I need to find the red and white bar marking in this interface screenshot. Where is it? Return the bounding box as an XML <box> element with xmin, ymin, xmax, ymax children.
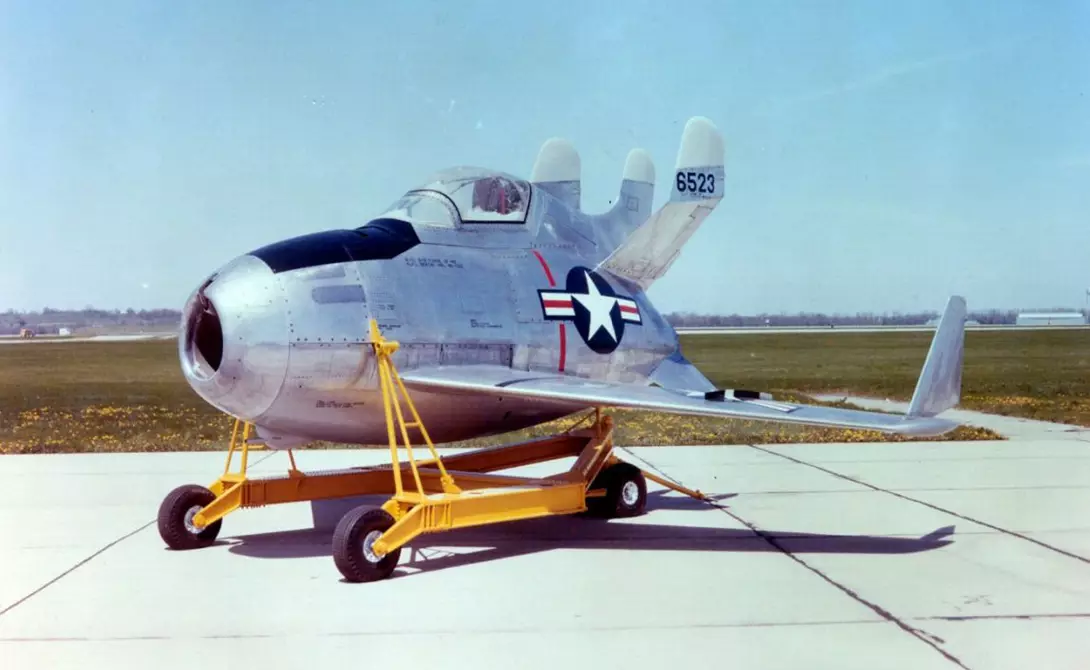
<box><xmin>539</xmin><ymin>291</ymin><xmax>575</xmax><ymax>318</ymax></box>
<box><xmin>539</xmin><ymin>291</ymin><xmax>641</xmax><ymax>324</ymax></box>
<box><xmin>617</xmin><ymin>297</ymin><xmax>641</xmax><ymax>324</ymax></box>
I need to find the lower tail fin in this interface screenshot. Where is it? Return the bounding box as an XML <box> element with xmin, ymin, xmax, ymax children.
<box><xmin>597</xmin><ymin>117</ymin><xmax>725</xmax><ymax>290</ymax></box>
<box><xmin>906</xmin><ymin>295</ymin><xmax>967</xmax><ymax>418</ymax></box>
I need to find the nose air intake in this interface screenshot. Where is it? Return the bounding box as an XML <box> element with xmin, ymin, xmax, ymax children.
<box><xmin>190</xmin><ymin>287</ymin><xmax>224</xmax><ymax>374</ymax></box>
<box><xmin>178</xmin><ymin>255</ymin><xmax>290</xmax><ymax>422</ymax></box>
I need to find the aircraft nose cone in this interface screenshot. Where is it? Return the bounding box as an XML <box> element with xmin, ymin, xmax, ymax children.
<box><xmin>179</xmin><ymin>254</ymin><xmax>289</xmax><ymax>421</ymax></box>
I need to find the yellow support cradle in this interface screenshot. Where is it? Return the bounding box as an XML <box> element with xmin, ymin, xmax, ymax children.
<box><xmin>160</xmin><ymin>318</ymin><xmax>708</xmax><ymax>582</ymax></box>
<box><xmin>331</xmin><ymin>321</ymin><xmax>617</xmax><ymax>582</ymax></box>
<box><xmin>368</xmin><ymin>319</ymin><xmax>461</xmax><ymax>502</ymax></box>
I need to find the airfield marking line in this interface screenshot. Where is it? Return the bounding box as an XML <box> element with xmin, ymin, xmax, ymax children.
<box><xmin>0</xmin><ymin>520</ymin><xmax>156</xmax><ymax>618</ymax></box>
<box><xmin>630</xmin><ymin>451</ymin><xmax>973</xmax><ymax>669</ymax></box>
<box><xmin>0</xmin><ymin>451</ymin><xmax>280</xmax><ymax>618</ymax></box>
<box><xmin>751</xmin><ymin>445</ymin><xmax>1090</xmax><ymax>566</ymax></box>
<box><xmin>739</xmin><ymin>484</ymin><xmax>1090</xmax><ymax>495</ymax></box>
<box><xmin>910</xmin><ymin>612</ymin><xmax>1090</xmax><ymax>623</ymax></box>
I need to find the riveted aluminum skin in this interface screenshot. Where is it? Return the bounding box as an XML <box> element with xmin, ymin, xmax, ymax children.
<box><xmin>179</xmin><ymin>168</ymin><xmax>677</xmax><ymax>446</ymax></box>
<box><xmin>179</xmin><ymin>254</ymin><xmax>289</xmax><ymax>421</ymax></box>
<box><xmin>177</xmin><ymin>120</ymin><xmax>966</xmax><ymax>446</ymax></box>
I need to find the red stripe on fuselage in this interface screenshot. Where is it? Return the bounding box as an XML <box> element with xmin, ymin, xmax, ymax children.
<box><xmin>532</xmin><ymin>249</ymin><xmax>556</xmax><ymax>287</ymax></box>
<box><xmin>531</xmin><ymin>249</ymin><xmax>565</xmax><ymax>372</ymax></box>
<box><xmin>558</xmin><ymin>323</ymin><xmax>567</xmax><ymax>371</ymax></box>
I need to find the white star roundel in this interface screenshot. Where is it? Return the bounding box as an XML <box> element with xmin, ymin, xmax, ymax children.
<box><xmin>538</xmin><ymin>266</ymin><xmax>642</xmax><ymax>354</ymax></box>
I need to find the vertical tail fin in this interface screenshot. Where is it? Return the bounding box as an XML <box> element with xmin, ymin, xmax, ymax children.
<box><xmin>598</xmin><ymin>117</ymin><xmax>725</xmax><ymax>289</ymax></box>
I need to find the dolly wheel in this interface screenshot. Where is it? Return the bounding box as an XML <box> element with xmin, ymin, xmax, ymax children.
<box><xmin>586</xmin><ymin>462</ymin><xmax>647</xmax><ymax>518</ymax></box>
<box><xmin>332</xmin><ymin>507</ymin><xmax>401</xmax><ymax>583</ymax></box>
<box><xmin>158</xmin><ymin>484</ymin><xmax>222</xmax><ymax>550</ymax></box>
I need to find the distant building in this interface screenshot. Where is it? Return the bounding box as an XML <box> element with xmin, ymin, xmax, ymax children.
<box><xmin>925</xmin><ymin>317</ymin><xmax>980</xmax><ymax>326</ymax></box>
<box><xmin>1015</xmin><ymin>312</ymin><xmax>1087</xmax><ymax>326</ymax></box>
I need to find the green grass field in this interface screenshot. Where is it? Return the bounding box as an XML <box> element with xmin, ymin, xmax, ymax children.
<box><xmin>680</xmin><ymin>329</ymin><xmax>1090</xmax><ymax>425</ymax></box>
<box><xmin>2</xmin><ymin>328</ymin><xmax>1086</xmax><ymax>454</ymax></box>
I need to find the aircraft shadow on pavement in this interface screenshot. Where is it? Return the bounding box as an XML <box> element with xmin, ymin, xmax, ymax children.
<box><xmin>223</xmin><ymin>490</ymin><xmax>956</xmax><ymax>579</ymax></box>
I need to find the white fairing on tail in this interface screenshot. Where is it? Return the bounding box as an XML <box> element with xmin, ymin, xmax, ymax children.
<box><xmin>531</xmin><ymin>137</ymin><xmax>581</xmax><ymax>210</ymax></box>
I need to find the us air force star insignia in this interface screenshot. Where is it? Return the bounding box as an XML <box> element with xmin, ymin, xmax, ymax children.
<box><xmin>538</xmin><ymin>266</ymin><xmax>642</xmax><ymax>354</ymax></box>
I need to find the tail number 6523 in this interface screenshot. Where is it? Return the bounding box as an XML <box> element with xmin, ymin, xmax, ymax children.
<box><xmin>676</xmin><ymin>170</ymin><xmax>715</xmax><ymax>194</ymax></box>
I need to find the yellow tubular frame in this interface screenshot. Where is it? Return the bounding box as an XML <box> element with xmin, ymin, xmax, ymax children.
<box><xmin>364</xmin><ymin>321</ymin><xmax>617</xmax><ymax>557</ymax></box>
<box><xmin>187</xmin><ymin>319</ymin><xmax>708</xmax><ymax>549</ymax></box>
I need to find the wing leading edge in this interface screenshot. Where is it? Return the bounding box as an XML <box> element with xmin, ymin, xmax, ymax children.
<box><xmin>401</xmin><ymin>364</ymin><xmax>957</xmax><ymax>436</ymax></box>
<box><xmin>400</xmin><ymin>295</ymin><xmax>967</xmax><ymax>438</ymax></box>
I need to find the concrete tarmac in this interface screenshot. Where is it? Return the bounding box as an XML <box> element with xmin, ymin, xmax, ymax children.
<box><xmin>1</xmin><ymin>436</ymin><xmax>1088</xmax><ymax>669</ymax></box>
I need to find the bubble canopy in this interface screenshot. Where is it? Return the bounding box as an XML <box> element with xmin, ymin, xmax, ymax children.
<box><xmin>367</xmin><ymin>167</ymin><xmax>532</xmax><ymax>228</ymax></box>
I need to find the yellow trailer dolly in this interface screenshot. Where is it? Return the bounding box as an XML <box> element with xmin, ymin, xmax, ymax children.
<box><xmin>156</xmin><ymin>322</ymin><xmax>708</xmax><ymax>583</ymax></box>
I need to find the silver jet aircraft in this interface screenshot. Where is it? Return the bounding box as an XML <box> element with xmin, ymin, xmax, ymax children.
<box><xmin>179</xmin><ymin>116</ymin><xmax>966</xmax><ymax>450</ymax></box>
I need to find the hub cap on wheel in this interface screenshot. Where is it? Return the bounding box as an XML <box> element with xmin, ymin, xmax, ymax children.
<box><xmin>621</xmin><ymin>480</ymin><xmax>640</xmax><ymax>507</ymax></box>
<box><xmin>183</xmin><ymin>506</ymin><xmax>203</xmax><ymax>534</ymax></box>
<box><xmin>362</xmin><ymin>529</ymin><xmax>383</xmax><ymax>563</ymax></box>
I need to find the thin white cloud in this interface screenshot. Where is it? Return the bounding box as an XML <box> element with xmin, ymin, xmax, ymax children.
<box><xmin>1058</xmin><ymin>155</ymin><xmax>1090</xmax><ymax>169</ymax></box>
<box><xmin>759</xmin><ymin>35</ymin><xmax>1034</xmax><ymax>113</ymax></box>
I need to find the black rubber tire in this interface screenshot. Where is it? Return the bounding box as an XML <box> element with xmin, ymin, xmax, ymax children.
<box><xmin>158</xmin><ymin>484</ymin><xmax>222</xmax><ymax>550</ymax></box>
<box><xmin>585</xmin><ymin>462</ymin><xmax>647</xmax><ymax>518</ymax></box>
<box><xmin>583</xmin><ymin>466</ymin><xmax>616</xmax><ymax>517</ymax></box>
<box><xmin>332</xmin><ymin>507</ymin><xmax>401</xmax><ymax>583</ymax></box>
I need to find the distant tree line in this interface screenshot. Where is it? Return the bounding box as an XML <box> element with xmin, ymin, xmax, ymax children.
<box><xmin>1</xmin><ymin>304</ymin><xmax>1084</xmax><ymax>336</ymax></box>
<box><xmin>0</xmin><ymin>307</ymin><xmax>183</xmax><ymax>335</ymax></box>
<box><xmin>663</xmin><ymin>307</ymin><xmax>1081</xmax><ymax>328</ymax></box>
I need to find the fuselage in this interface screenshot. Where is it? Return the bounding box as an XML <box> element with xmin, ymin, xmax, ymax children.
<box><xmin>179</xmin><ymin>168</ymin><xmax>679</xmax><ymax>445</ymax></box>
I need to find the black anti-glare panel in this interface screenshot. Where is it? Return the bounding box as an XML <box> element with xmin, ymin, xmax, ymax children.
<box><xmin>251</xmin><ymin>218</ymin><xmax>420</xmax><ymax>274</ymax></box>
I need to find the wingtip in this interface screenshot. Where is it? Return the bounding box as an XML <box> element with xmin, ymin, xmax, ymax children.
<box><xmin>906</xmin><ymin>294</ymin><xmax>967</xmax><ymax>419</ymax></box>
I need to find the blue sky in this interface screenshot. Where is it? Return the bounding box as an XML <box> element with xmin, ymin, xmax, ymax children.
<box><xmin>1</xmin><ymin>0</ymin><xmax>1088</xmax><ymax>315</ymax></box>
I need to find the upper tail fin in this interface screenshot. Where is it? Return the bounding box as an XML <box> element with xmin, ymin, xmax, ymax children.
<box><xmin>597</xmin><ymin>117</ymin><xmax>725</xmax><ymax>290</ymax></box>
<box><xmin>592</xmin><ymin>148</ymin><xmax>657</xmax><ymax>252</ymax></box>
<box><xmin>530</xmin><ymin>137</ymin><xmax>582</xmax><ymax>210</ymax></box>
<box><xmin>531</xmin><ymin>136</ymin><xmax>657</xmax><ymax>252</ymax></box>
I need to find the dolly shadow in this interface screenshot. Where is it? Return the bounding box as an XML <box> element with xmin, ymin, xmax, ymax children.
<box><xmin>222</xmin><ymin>490</ymin><xmax>956</xmax><ymax>579</ymax></box>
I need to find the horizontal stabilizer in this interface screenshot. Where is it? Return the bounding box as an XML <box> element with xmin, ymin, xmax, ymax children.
<box><xmin>598</xmin><ymin>116</ymin><xmax>726</xmax><ymax>289</ymax></box>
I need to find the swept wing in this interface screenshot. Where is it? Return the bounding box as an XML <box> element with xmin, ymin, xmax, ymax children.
<box><xmin>401</xmin><ymin>296</ymin><xmax>968</xmax><ymax>438</ymax></box>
